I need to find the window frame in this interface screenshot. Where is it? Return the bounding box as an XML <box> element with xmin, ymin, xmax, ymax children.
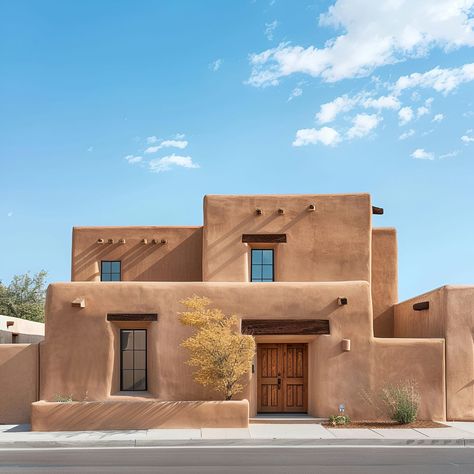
<box><xmin>120</xmin><ymin>329</ymin><xmax>147</xmax><ymax>392</ymax></box>
<box><xmin>250</xmin><ymin>248</ymin><xmax>275</xmax><ymax>282</ymax></box>
<box><xmin>101</xmin><ymin>260</ymin><xmax>122</xmax><ymax>282</ymax></box>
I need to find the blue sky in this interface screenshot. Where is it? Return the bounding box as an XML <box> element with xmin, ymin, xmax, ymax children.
<box><xmin>1</xmin><ymin>0</ymin><xmax>473</xmax><ymax>300</ymax></box>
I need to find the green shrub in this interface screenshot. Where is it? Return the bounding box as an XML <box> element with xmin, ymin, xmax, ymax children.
<box><xmin>329</xmin><ymin>414</ymin><xmax>351</xmax><ymax>426</ymax></box>
<box><xmin>53</xmin><ymin>394</ymin><xmax>73</xmax><ymax>403</ymax></box>
<box><xmin>381</xmin><ymin>381</ymin><xmax>420</xmax><ymax>424</ymax></box>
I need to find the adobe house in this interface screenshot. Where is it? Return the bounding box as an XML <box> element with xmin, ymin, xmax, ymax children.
<box><xmin>0</xmin><ymin>193</ymin><xmax>473</xmax><ymax>430</ymax></box>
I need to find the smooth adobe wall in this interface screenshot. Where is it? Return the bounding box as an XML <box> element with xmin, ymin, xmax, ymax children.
<box><xmin>31</xmin><ymin>400</ymin><xmax>249</xmax><ymax>431</ymax></box>
<box><xmin>0</xmin><ymin>344</ymin><xmax>39</xmax><ymax>423</ymax></box>
<box><xmin>41</xmin><ymin>281</ymin><xmax>445</xmax><ymax>421</ymax></box>
<box><xmin>72</xmin><ymin>226</ymin><xmax>202</xmax><ymax>282</ymax></box>
<box><xmin>371</xmin><ymin>228</ymin><xmax>398</xmax><ymax>337</ymax></box>
<box><xmin>202</xmin><ymin>194</ymin><xmax>372</xmax><ymax>283</ymax></box>
<box><xmin>395</xmin><ymin>286</ymin><xmax>474</xmax><ymax>420</ymax></box>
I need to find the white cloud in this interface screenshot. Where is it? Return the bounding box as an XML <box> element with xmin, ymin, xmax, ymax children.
<box><xmin>394</xmin><ymin>63</ymin><xmax>474</xmax><ymax>95</ymax></box>
<box><xmin>124</xmin><ymin>154</ymin><xmax>143</xmax><ymax>164</ymax></box>
<box><xmin>417</xmin><ymin>106</ymin><xmax>430</xmax><ymax>117</ymax></box>
<box><xmin>347</xmin><ymin>113</ymin><xmax>381</xmax><ymax>139</ymax></box>
<box><xmin>316</xmin><ymin>95</ymin><xmax>358</xmax><ymax>123</ymax></box>
<box><xmin>399</xmin><ymin>129</ymin><xmax>415</xmax><ymax>140</ymax></box>
<box><xmin>432</xmin><ymin>113</ymin><xmax>444</xmax><ymax>122</ymax></box>
<box><xmin>292</xmin><ymin>127</ymin><xmax>341</xmax><ymax>147</ymax></box>
<box><xmin>399</xmin><ymin>106</ymin><xmax>414</xmax><ymax>125</ymax></box>
<box><xmin>209</xmin><ymin>59</ymin><xmax>222</xmax><ymax>72</ymax></box>
<box><xmin>147</xmin><ymin>136</ymin><xmax>159</xmax><ymax>144</ymax></box>
<box><xmin>174</xmin><ymin>133</ymin><xmax>186</xmax><ymax>139</ymax></box>
<box><xmin>439</xmin><ymin>150</ymin><xmax>459</xmax><ymax>159</ymax></box>
<box><xmin>265</xmin><ymin>20</ymin><xmax>278</xmax><ymax>41</ymax></box>
<box><xmin>315</xmin><ymin>93</ymin><xmax>400</xmax><ymax>124</ymax></box>
<box><xmin>248</xmin><ymin>0</ymin><xmax>474</xmax><ymax>86</ymax></box>
<box><xmin>411</xmin><ymin>148</ymin><xmax>435</xmax><ymax>160</ymax></box>
<box><xmin>149</xmin><ymin>154</ymin><xmax>199</xmax><ymax>173</ymax></box>
<box><xmin>461</xmin><ymin>134</ymin><xmax>474</xmax><ymax>143</ymax></box>
<box><xmin>288</xmin><ymin>87</ymin><xmax>303</xmax><ymax>101</ymax></box>
<box><xmin>362</xmin><ymin>95</ymin><xmax>400</xmax><ymax>111</ymax></box>
<box><xmin>145</xmin><ymin>139</ymin><xmax>188</xmax><ymax>154</ymax></box>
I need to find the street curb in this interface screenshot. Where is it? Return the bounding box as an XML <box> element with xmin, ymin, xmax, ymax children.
<box><xmin>0</xmin><ymin>438</ymin><xmax>473</xmax><ymax>449</ymax></box>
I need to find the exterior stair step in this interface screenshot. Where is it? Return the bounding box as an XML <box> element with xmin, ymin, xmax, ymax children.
<box><xmin>250</xmin><ymin>415</ymin><xmax>328</xmax><ymax>424</ymax></box>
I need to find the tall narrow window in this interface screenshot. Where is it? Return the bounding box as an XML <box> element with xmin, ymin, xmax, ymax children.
<box><xmin>101</xmin><ymin>261</ymin><xmax>121</xmax><ymax>281</ymax></box>
<box><xmin>120</xmin><ymin>329</ymin><xmax>147</xmax><ymax>391</ymax></box>
<box><xmin>251</xmin><ymin>249</ymin><xmax>274</xmax><ymax>282</ymax></box>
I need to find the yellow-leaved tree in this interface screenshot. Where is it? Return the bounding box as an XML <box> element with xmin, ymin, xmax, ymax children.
<box><xmin>179</xmin><ymin>295</ymin><xmax>256</xmax><ymax>400</ymax></box>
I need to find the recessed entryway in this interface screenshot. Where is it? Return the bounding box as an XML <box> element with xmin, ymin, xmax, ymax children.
<box><xmin>257</xmin><ymin>343</ymin><xmax>308</xmax><ymax>413</ymax></box>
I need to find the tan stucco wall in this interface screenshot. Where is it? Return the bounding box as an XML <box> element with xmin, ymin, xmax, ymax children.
<box><xmin>371</xmin><ymin>228</ymin><xmax>398</xmax><ymax>337</ymax></box>
<box><xmin>395</xmin><ymin>286</ymin><xmax>474</xmax><ymax>420</ymax></box>
<box><xmin>41</xmin><ymin>281</ymin><xmax>445</xmax><ymax>421</ymax></box>
<box><xmin>72</xmin><ymin>226</ymin><xmax>202</xmax><ymax>282</ymax></box>
<box><xmin>202</xmin><ymin>194</ymin><xmax>372</xmax><ymax>283</ymax></box>
<box><xmin>31</xmin><ymin>400</ymin><xmax>249</xmax><ymax>431</ymax></box>
<box><xmin>0</xmin><ymin>344</ymin><xmax>39</xmax><ymax>423</ymax></box>
<box><xmin>0</xmin><ymin>315</ymin><xmax>44</xmax><ymax>344</ymax></box>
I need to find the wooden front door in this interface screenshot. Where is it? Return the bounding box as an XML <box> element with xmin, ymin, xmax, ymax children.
<box><xmin>257</xmin><ymin>343</ymin><xmax>308</xmax><ymax>413</ymax></box>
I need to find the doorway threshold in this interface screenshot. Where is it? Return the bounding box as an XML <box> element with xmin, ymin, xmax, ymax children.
<box><xmin>250</xmin><ymin>414</ymin><xmax>328</xmax><ymax>424</ymax></box>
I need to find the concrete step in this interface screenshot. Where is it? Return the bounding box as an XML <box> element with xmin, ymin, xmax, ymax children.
<box><xmin>250</xmin><ymin>415</ymin><xmax>328</xmax><ymax>424</ymax></box>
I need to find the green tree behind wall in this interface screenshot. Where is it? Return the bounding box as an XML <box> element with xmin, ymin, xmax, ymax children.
<box><xmin>0</xmin><ymin>271</ymin><xmax>48</xmax><ymax>322</ymax></box>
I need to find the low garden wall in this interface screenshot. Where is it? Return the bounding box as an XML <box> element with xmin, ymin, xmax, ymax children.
<box><xmin>31</xmin><ymin>399</ymin><xmax>249</xmax><ymax>431</ymax></box>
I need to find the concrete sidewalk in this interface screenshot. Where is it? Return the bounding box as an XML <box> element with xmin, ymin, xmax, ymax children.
<box><xmin>1</xmin><ymin>422</ymin><xmax>474</xmax><ymax>448</ymax></box>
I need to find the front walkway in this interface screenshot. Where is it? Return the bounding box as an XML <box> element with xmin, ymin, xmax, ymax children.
<box><xmin>2</xmin><ymin>422</ymin><xmax>474</xmax><ymax>448</ymax></box>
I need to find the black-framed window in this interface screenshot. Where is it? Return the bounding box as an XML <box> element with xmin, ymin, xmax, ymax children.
<box><xmin>101</xmin><ymin>261</ymin><xmax>121</xmax><ymax>281</ymax></box>
<box><xmin>251</xmin><ymin>249</ymin><xmax>274</xmax><ymax>282</ymax></box>
<box><xmin>120</xmin><ymin>329</ymin><xmax>147</xmax><ymax>391</ymax></box>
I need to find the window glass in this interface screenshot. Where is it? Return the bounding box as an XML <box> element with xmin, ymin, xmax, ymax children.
<box><xmin>262</xmin><ymin>250</ymin><xmax>273</xmax><ymax>264</ymax></box>
<box><xmin>251</xmin><ymin>249</ymin><xmax>274</xmax><ymax>282</ymax></box>
<box><xmin>120</xmin><ymin>329</ymin><xmax>147</xmax><ymax>391</ymax></box>
<box><xmin>101</xmin><ymin>261</ymin><xmax>121</xmax><ymax>281</ymax></box>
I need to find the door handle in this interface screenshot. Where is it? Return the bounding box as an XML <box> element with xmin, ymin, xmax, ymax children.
<box><xmin>277</xmin><ymin>374</ymin><xmax>281</xmax><ymax>390</ymax></box>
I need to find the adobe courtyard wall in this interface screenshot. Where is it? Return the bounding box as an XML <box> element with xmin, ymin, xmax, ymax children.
<box><xmin>202</xmin><ymin>194</ymin><xmax>372</xmax><ymax>283</ymax></box>
<box><xmin>0</xmin><ymin>315</ymin><xmax>44</xmax><ymax>344</ymax></box>
<box><xmin>71</xmin><ymin>226</ymin><xmax>203</xmax><ymax>282</ymax></box>
<box><xmin>40</xmin><ymin>281</ymin><xmax>445</xmax><ymax>422</ymax></box>
<box><xmin>395</xmin><ymin>286</ymin><xmax>474</xmax><ymax>420</ymax></box>
<box><xmin>0</xmin><ymin>344</ymin><xmax>39</xmax><ymax>424</ymax></box>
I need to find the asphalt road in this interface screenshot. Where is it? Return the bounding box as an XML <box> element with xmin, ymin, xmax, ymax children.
<box><xmin>0</xmin><ymin>446</ymin><xmax>474</xmax><ymax>474</ymax></box>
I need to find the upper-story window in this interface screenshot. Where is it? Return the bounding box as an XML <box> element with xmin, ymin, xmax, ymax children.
<box><xmin>251</xmin><ymin>249</ymin><xmax>274</xmax><ymax>282</ymax></box>
<box><xmin>101</xmin><ymin>261</ymin><xmax>121</xmax><ymax>281</ymax></box>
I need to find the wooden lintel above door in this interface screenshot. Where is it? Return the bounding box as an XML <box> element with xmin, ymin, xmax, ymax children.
<box><xmin>242</xmin><ymin>319</ymin><xmax>329</xmax><ymax>336</ymax></box>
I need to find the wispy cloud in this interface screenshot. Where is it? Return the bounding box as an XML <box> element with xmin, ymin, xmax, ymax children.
<box><xmin>209</xmin><ymin>59</ymin><xmax>222</xmax><ymax>72</ymax></box>
<box><xmin>394</xmin><ymin>63</ymin><xmax>474</xmax><ymax>95</ymax></box>
<box><xmin>411</xmin><ymin>148</ymin><xmax>434</xmax><ymax>160</ymax></box>
<box><xmin>432</xmin><ymin>113</ymin><xmax>444</xmax><ymax>123</ymax></box>
<box><xmin>288</xmin><ymin>87</ymin><xmax>303</xmax><ymax>101</ymax></box>
<box><xmin>292</xmin><ymin>127</ymin><xmax>341</xmax><ymax>147</ymax></box>
<box><xmin>149</xmin><ymin>154</ymin><xmax>199</xmax><ymax>173</ymax></box>
<box><xmin>399</xmin><ymin>129</ymin><xmax>415</xmax><ymax>140</ymax></box>
<box><xmin>247</xmin><ymin>1</ymin><xmax>474</xmax><ymax>87</ymax></box>
<box><xmin>145</xmin><ymin>139</ymin><xmax>188</xmax><ymax>154</ymax></box>
<box><xmin>124</xmin><ymin>154</ymin><xmax>143</xmax><ymax>164</ymax></box>
<box><xmin>439</xmin><ymin>150</ymin><xmax>460</xmax><ymax>159</ymax></box>
<box><xmin>7</xmin><ymin>212</ymin><xmax>13</xmax><ymax>217</ymax></box>
<box><xmin>147</xmin><ymin>136</ymin><xmax>159</xmax><ymax>144</ymax></box>
<box><xmin>264</xmin><ymin>20</ymin><xmax>278</xmax><ymax>41</ymax></box>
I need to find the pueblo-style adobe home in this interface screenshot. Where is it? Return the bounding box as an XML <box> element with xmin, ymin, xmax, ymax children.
<box><xmin>1</xmin><ymin>193</ymin><xmax>473</xmax><ymax>430</ymax></box>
